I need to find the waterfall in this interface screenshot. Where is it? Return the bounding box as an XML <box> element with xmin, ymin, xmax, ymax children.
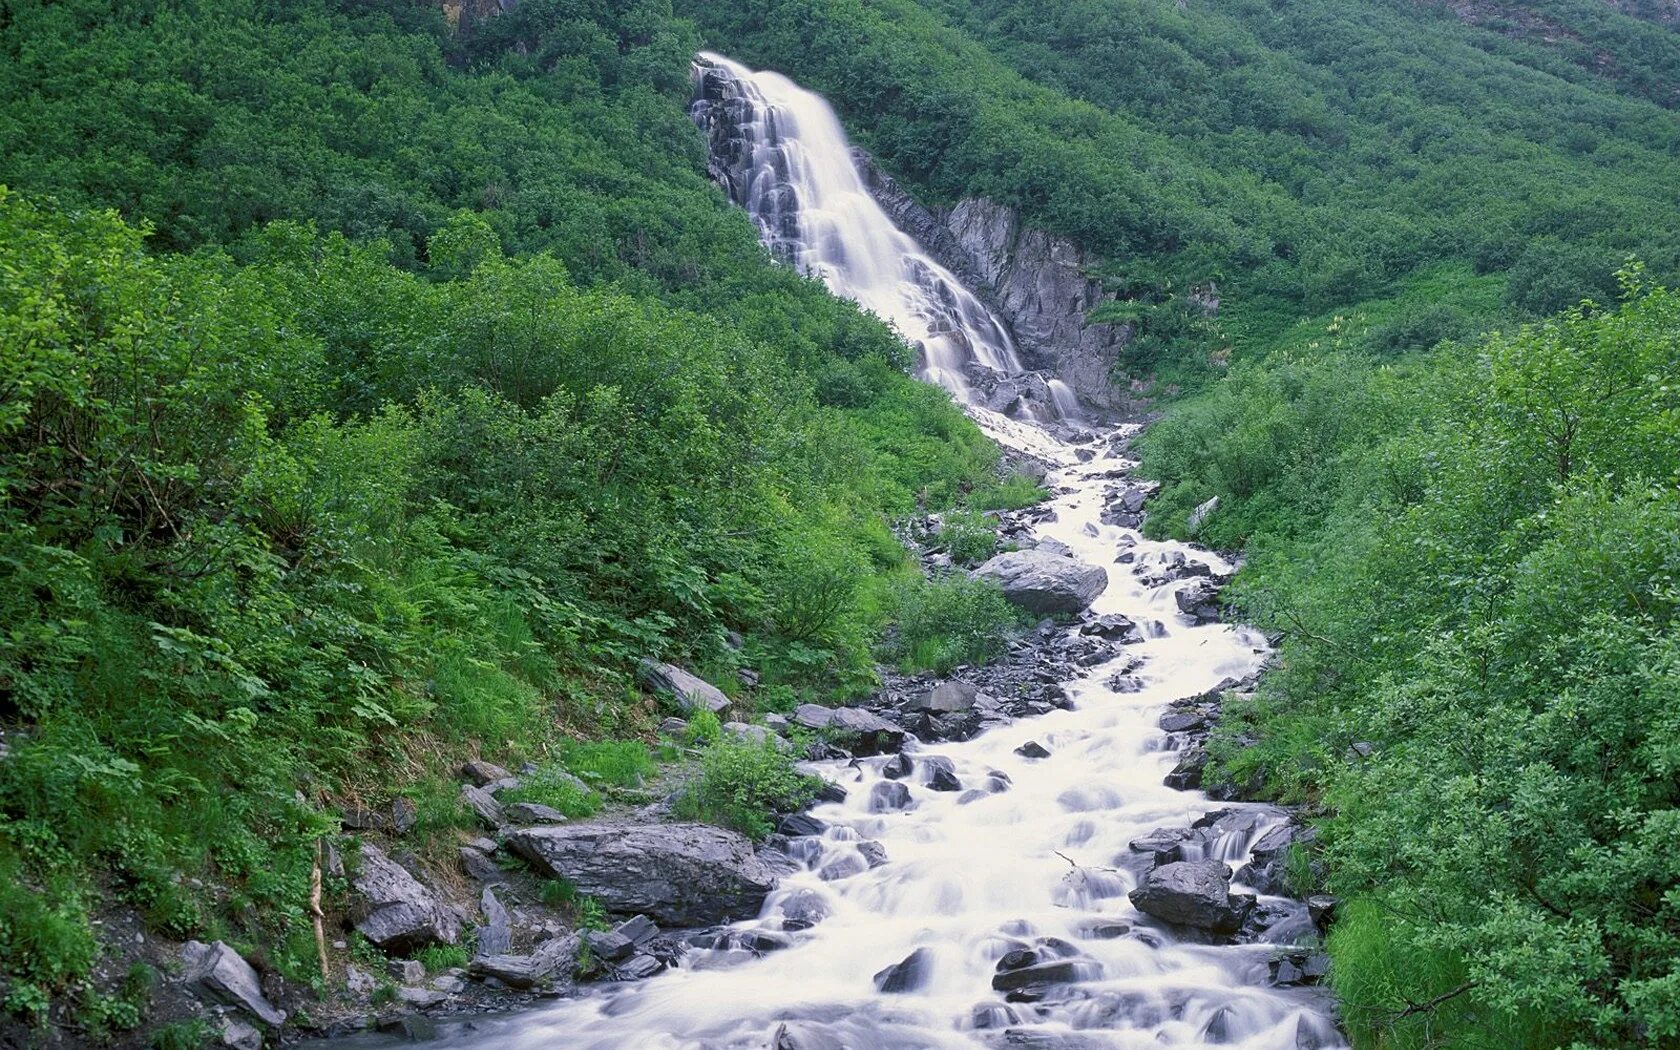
<box><xmin>314</xmin><ymin>54</ymin><xmax>1348</xmax><ymax>1050</ymax></box>
<box><xmin>692</xmin><ymin>52</ymin><xmax>1075</xmax><ymax>423</ymax></box>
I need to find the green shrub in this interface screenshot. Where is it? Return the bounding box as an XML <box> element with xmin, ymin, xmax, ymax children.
<box><xmin>499</xmin><ymin>767</ymin><xmax>599</xmax><ymax>820</ymax></box>
<box><xmin>939</xmin><ymin>509</ymin><xmax>998</xmax><ymax>565</ymax></box>
<box><xmin>685</xmin><ymin>708</ymin><xmax>723</xmax><ymax>746</ymax></box>
<box><xmin>674</xmin><ymin>738</ymin><xmax>820</xmax><ymax>839</ymax></box>
<box><xmin>414</xmin><ymin>943</ymin><xmax>471</xmax><ymax>973</ymax></box>
<box><xmin>557</xmin><ymin>741</ymin><xmax>653</xmax><ymax>790</ymax></box>
<box><xmin>879</xmin><ymin>575</ymin><xmax>1022</xmax><ymax>674</ymax></box>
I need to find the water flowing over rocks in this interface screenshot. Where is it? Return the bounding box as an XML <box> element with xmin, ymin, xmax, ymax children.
<box><xmin>296</xmin><ymin>51</ymin><xmax>1345</xmax><ymax>1050</ymax></box>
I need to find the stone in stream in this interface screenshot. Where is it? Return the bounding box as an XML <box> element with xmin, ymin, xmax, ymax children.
<box><xmin>351</xmin><ymin>843</ymin><xmax>460</xmax><ymax>952</ymax></box>
<box><xmin>1175</xmin><ymin>579</ymin><xmax>1222</xmax><ymax>623</ymax></box>
<box><xmin>921</xmin><ymin>756</ymin><xmax>963</xmax><ymax>792</ymax></box>
<box><xmin>1237</xmin><ymin>821</ymin><xmax>1318</xmax><ymax>896</ymax></box>
<box><xmin>507</xmin><ymin>822</ymin><xmax>778</xmax><ymax>927</ymax></box>
<box><xmin>990</xmin><ymin>957</ymin><xmax>1098</xmax><ymax>993</ymax></box>
<box><xmin>776</xmin><ymin>813</ymin><xmax>826</xmax><ymax>838</ymax></box>
<box><xmin>973</xmin><ymin>549</ymin><xmax>1108</xmax><ymax>615</ymax></box>
<box><xmin>1081</xmin><ymin>613</ymin><xmax>1142</xmax><ymax>642</ymax></box>
<box><xmin>778</xmin><ymin>889</ymin><xmax>831</xmax><ymax>931</ymax></box>
<box><xmin>858</xmin><ymin>840</ymin><xmax>890</xmax><ymax>868</ymax></box>
<box><xmin>815</xmin><ymin>780</ymin><xmax>848</xmax><ymax>804</ymax></box>
<box><xmin>818</xmin><ymin>853</ymin><xmax>867</xmax><ymax>882</ymax></box>
<box><xmin>1158</xmin><ymin>711</ymin><xmax>1209</xmax><ymax>734</ymax></box>
<box><xmin>1128</xmin><ymin>860</ymin><xmax>1255</xmax><ymax>934</ymax></box>
<box><xmin>881</xmin><ymin>752</ymin><xmax>914</xmax><ymax>780</ymax></box>
<box><xmin>873</xmin><ymin>946</ymin><xmax>935</xmax><ymax>993</ymax></box>
<box><xmin>1015</xmin><ymin>740</ymin><xmax>1052</xmax><ymax>759</ymax></box>
<box><xmin>1164</xmin><ymin>747</ymin><xmax>1208</xmax><ymax>790</ymax></box>
<box><xmin>772</xmin><ymin>1023</ymin><xmax>848</xmax><ymax>1050</ymax></box>
<box><xmin>180</xmin><ymin>941</ymin><xmax>286</xmax><ymax>1027</ymax></box>
<box><xmin>469</xmin><ymin>933</ymin><xmax>581</xmax><ymax>989</ymax></box>
<box><xmin>867</xmin><ymin>781</ymin><xmax>914</xmax><ymax>813</ymax></box>
<box><xmin>585</xmin><ymin>929</ymin><xmax>635</xmax><ymax>964</ymax></box>
<box><xmin>638</xmin><ymin>659</ymin><xmax>731</xmax><ymax>714</ymax></box>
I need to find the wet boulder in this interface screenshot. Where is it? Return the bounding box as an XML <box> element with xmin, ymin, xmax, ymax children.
<box><xmin>1163</xmin><ymin>748</ymin><xmax>1208</xmax><ymax>790</ymax></box>
<box><xmin>507</xmin><ymin>822</ymin><xmax>777</xmax><ymax>927</ymax></box>
<box><xmin>910</xmin><ymin>680</ymin><xmax>979</xmax><ymax>714</ymax></box>
<box><xmin>352</xmin><ymin>843</ymin><xmax>460</xmax><ymax>952</ymax></box>
<box><xmin>638</xmin><ymin>659</ymin><xmax>730</xmax><ymax>714</ymax></box>
<box><xmin>974</xmin><ymin>550</ymin><xmax>1108</xmax><ymax>615</ymax></box>
<box><xmin>1174</xmin><ymin>580</ymin><xmax>1221</xmax><ymax>623</ymax></box>
<box><xmin>874</xmin><ymin>947</ymin><xmax>935</xmax><ymax>993</ymax></box>
<box><xmin>1015</xmin><ymin>740</ymin><xmax>1052</xmax><ymax>759</ymax></box>
<box><xmin>1128</xmin><ymin>860</ymin><xmax>1254</xmax><ymax>934</ymax></box>
<box><xmin>868</xmin><ymin>781</ymin><xmax>914</xmax><ymax>813</ymax></box>
<box><xmin>921</xmin><ymin>756</ymin><xmax>963</xmax><ymax>792</ymax></box>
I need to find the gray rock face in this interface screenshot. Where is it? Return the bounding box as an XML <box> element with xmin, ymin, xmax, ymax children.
<box><xmin>507</xmin><ymin>822</ymin><xmax>777</xmax><ymax>926</ymax></box>
<box><xmin>352</xmin><ymin>843</ymin><xmax>460</xmax><ymax>952</ymax></box>
<box><xmin>504</xmin><ymin>801</ymin><xmax>568</xmax><ymax>825</ymax></box>
<box><xmin>1128</xmin><ymin>860</ymin><xmax>1254</xmax><ymax>934</ymax></box>
<box><xmin>974</xmin><ymin>550</ymin><xmax>1108</xmax><ymax>615</ymax></box>
<box><xmin>470</xmin><ymin>933</ymin><xmax>580</xmax><ymax>989</ymax></box>
<box><xmin>855</xmin><ymin>153</ymin><xmax>1145</xmax><ymax>417</ymax></box>
<box><xmin>181</xmin><ymin>941</ymin><xmax>286</xmax><ymax>1027</ymax></box>
<box><xmin>638</xmin><ymin>659</ymin><xmax>730</xmax><ymax>714</ymax></box>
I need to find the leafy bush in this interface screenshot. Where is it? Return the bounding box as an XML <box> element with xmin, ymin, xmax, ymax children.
<box><xmin>938</xmin><ymin>509</ymin><xmax>999</xmax><ymax>565</ymax></box>
<box><xmin>499</xmin><ymin>767</ymin><xmax>599</xmax><ymax>821</ymax></box>
<box><xmin>684</xmin><ymin>708</ymin><xmax>723</xmax><ymax>746</ymax></box>
<box><xmin>674</xmin><ymin>738</ymin><xmax>820</xmax><ymax>839</ymax></box>
<box><xmin>879</xmin><ymin>575</ymin><xmax>1022</xmax><ymax>674</ymax></box>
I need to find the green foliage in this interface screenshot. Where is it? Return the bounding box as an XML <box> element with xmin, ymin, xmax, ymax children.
<box><xmin>879</xmin><ymin>574</ymin><xmax>1022</xmax><ymax>674</ymax></box>
<box><xmin>1146</xmin><ymin>273</ymin><xmax>1680</xmax><ymax>1046</ymax></box>
<box><xmin>685</xmin><ymin>708</ymin><xmax>724</xmax><ymax>746</ymax></box>
<box><xmin>148</xmin><ymin>1020</ymin><xmax>210</xmax><ymax>1050</ymax></box>
<box><xmin>967</xmin><ymin>473</ymin><xmax>1048</xmax><ymax>512</ymax></box>
<box><xmin>674</xmin><ymin>738</ymin><xmax>820</xmax><ymax>839</ymax></box>
<box><xmin>557</xmin><ymin>741</ymin><xmax>654</xmax><ymax>791</ymax></box>
<box><xmin>499</xmin><ymin>768</ymin><xmax>599</xmax><ymax>821</ymax></box>
<box><xmin>938</xmin><ymin>509</ymin><xmax>999</xmax><ymax>565</ymax></box>
<box><xmin>414</xmin><ymin>943</ymin><xmax>470</xmax><ymax>974</ymax></box>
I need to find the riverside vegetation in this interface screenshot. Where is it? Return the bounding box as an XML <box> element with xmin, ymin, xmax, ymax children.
<box><xmin>3</xmin><ymin>0</ymin><xmax>1679</xmax><ymax>1048</ymax></box>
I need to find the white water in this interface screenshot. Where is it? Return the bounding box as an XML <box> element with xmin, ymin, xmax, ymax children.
<box><xmin>693</xmin><ymin>51</ymin><xmax>1040</xmax><ymax>413</ymax></box>
<box><xmin>362</xmin><ymin>55</ymin><xmax>1345</xmax><ymax>1050</ymax></box>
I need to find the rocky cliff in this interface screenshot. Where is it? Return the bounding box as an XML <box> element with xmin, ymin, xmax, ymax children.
<box><xmin>854</xmin><ymin>150</ymin><xmax>1145</xmax><ymax>419</ymax></box>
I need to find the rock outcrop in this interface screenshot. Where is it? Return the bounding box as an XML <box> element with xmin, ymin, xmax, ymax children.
<box><xmin>351</xmin><ymin>843</ymin><xmax>461</xmax><ymax>952</ymax></box>
<box><xmin>974</xmin><ymin>549</ymin><xmax>1108</xmax><ymax>614</ymax></box>
<box><xmin>506</xmin><ymin>822</ymin><xmax>777</xmax><ymax>926</ymax></box>
<box><xmin>855</xmin><ymin>152</ymin><xmax>1145</xmax><ymax>417</ymax></box>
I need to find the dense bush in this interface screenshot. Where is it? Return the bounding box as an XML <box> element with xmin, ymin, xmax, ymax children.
<box><xmin>1142</xmin><ymin>272</ymin><xmax>1680</xmax><ymax>1046</ymax></box>
<box><xmin>674</xmin><ymin>737</ymin><xmax>820</xmax><ymax>839</ymax></box>
<box><xmin>879</xmin><ymin>574</ymin><xmax>1023</xmax><ymax>674</ymax></box>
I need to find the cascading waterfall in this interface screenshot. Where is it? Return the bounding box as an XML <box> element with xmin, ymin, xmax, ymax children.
<box><xmin>692</xmin><ymin>52</ymin><xmax>1069</xmax><ymax>423</ymax></box>
<box><xmin>330</xmin><ymin>54</ymin><xmax>1347</xmax><ymax>1050</ymax></box>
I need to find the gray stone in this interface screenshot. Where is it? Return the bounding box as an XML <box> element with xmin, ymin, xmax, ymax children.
<box><xmin>585</xmin><ymin>930</ymin><xmax>635</xmax><ymax>964</ymax></box>
<box><xmin>874</xmin><ymin>947</ymin><xmax>934</xmax><ymax>993</ymax></box>
<box><xmin>990</xmin><ymin>958</ymin><xmax>1094</xmax><ymax>993</ymax></box>
<box><xmin>1187</xmin><ymin>496</ymin><xmax>1220</xmax><ymax>534</ymax></box>
<box><xmin>504</xmin><ymin>801</ymin><xmax>568</xmax><ymax>825</ymax></box>
<box><xmin>469</xmin><ymin>934</ymin><xmax>581</xmax><ymax>989</ymax></box>
<box><xmin>431</xmin><ymin>975</ymin><xmax>466</xmax><ymax>994</ymax></box>
<box><xmin>477</xmin><ymin>887</ymin><xmax>513</xmax><ymax>957</ymax></box>
<box><xmin>616</xmin><ymin>915</ymin><xmax>659</xmax><ymax>946</ymax></box>
<box><xmin>387</xmin><ymin>959</ymin><xmax>425</xmax><ymax>984</ymax></box>
<box><xmin>352</xmin><ymin>843</ymin><xmax>459</xmax><ymax>952</ymax></box>
<box><xmin>791</xmin><ymin>704</ymin><xmax>906</xmax><ymax>756</ymax></box>
<box><xmin>1175</xmin><ymin>579</ymin><xmax>1222</xmax><ymax>623</ymax></box>
<box><xmin>1015</xmin><ymin>740</ymin><xmax>1052</xmax><ymax>759</ymax></box>
<box><xmin>461</xmin><ymin>759</ymin><xmax>512</xmax><ymax>786</ymax></box>
<box><xmin>1128</xmin><ymin>860</ymin><xmax>1254</xmax><ymax>934</ymax></box>
<box><xmin>345</xmin><ymin>964</ymin><xmax>377</xmax><ymax>997</ymax></box>
<box><xmin>772</xmin><ymin>1023</ymin><xmax>848</xmax><ymax>1050</ymax></box>
<box><xmin>911</xmin><ymin>681</ymin><xmax>979</xmax><ymax>714</ymax></box>
<box><xmin>181</xmin><ymin>940</ymin><xmax>286</xmax><ymax>1027</ymax></box>
<box><xmin>867</xmin><ymin>781</ymin><xmax>914</xmax><ymax>813</ymax></box>
<box><xmin>395</xmin><ymin>986</ymin><xmax>450</xmax><ymax>1008</ymax></box>
<box><xmin>638</xmin><ymin>659</ymin><xmax>730</xmax><ymax>714</ymax></box>
<box><xmin>507</xmin><ymin>822</ymin><xmax>777</xmax><ymax>927</ymax></box>
<box><xmin>219</xmin><ymin>1019</ymin><xmax>263</xmax><ymax>1050</ymax></box>
<box><xmin>974</xmin><ymin>550</ymin><xmax>1108</xmax><ymax>615</ymax></box>
<box><xmin>460</xmin><ymin>783</ymin><xmax>505</xmax><ymax>828</ymax></box>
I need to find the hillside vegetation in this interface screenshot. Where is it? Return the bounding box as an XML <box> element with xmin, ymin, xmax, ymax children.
<box><xmin>0</xmin><ymin>0</ymin><xmax>1014</xmax><ymax>1031</ymax></box>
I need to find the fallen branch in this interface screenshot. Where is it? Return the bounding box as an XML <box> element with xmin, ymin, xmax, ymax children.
<box><xmin>1395</xmin><ymin>980</ymin><xmax>1476</xmax><ymax>1020</ymax></box>
<box><xmin>311</xmin><ymin>840</ymin><xmax>329</xmax><ymax>983</ymax></box>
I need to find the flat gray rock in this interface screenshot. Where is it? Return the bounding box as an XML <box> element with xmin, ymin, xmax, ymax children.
<box><xmin>638</xmin><ymin>659</ymin><xmax>730</xmax><ymax>714</ymax></box>
<box><xmin>352</xmin><ymin>843</ymin><xmax>460</xmax><ymax>952</ymax></box>
<box><xmin>507</xmin><ymin>822</ymin><xmax>777</xmax><ymax>927</ymax></box>
<box><xmin>181</xmin><ymin>941</ymin><xmax>285</xmax><ymax>1027</ymax></box>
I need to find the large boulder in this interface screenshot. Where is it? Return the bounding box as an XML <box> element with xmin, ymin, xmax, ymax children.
<box><xmin>909</xmin><ymin>680</ymin><xmax>979</xmax><ymax>714</ymax></box>
<box><xmin>791</xmin><ymin>704</ymin><xmax>906</xmax><ymax>756</ymax></box>
<box><xmin>352</xmin><ymin>843</ymin><xmax>460</xmax><ymax>952</ymax></box>
<box><xmin>1128</xmin><ymin>860</ymin><xmax>1254</xmax><ymax>934</ymax></box>
<box><xmin>974</xmin><ymin>550</ymin><xmax>1107</xmax><ymax>615</ymax></box>
<box><xmin>1175</xmin><ymin>579</ymin><xmax>1221</xmax><ymax>623</ymax></box>
<box><xmin>506</xmin><ymin>822</ymin><xmax>777</xmax><ymax>927</ymax></box>
<box><xmin>638</xmin><ymin>659</ymin><xmax>730</xmax><ymax>714</ymax></box>
<box><xmin>181</xmin><ymin>941</ymin><xmax>285</xmax><ymax>1027</ymax></box>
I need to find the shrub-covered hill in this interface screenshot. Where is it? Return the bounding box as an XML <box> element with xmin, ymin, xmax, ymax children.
<box><xmin>0</xmin><ymin>0</ymin><xmax>1021</xmax><ymax>1031</ymax></box>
